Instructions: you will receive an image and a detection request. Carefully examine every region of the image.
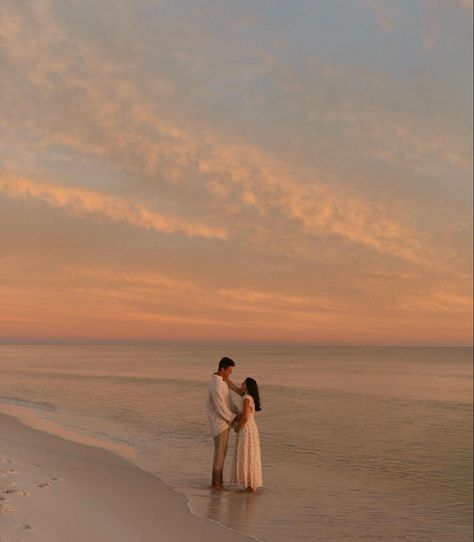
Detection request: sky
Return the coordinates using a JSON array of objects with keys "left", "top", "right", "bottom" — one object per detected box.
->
[{"left": 1, "top": 0, "right": 472, "bottom": 346}]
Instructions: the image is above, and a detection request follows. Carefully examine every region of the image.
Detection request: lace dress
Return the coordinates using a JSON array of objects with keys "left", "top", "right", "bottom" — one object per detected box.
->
[{"left": 231, "top": 394, "right": 263, "bottom": 489}]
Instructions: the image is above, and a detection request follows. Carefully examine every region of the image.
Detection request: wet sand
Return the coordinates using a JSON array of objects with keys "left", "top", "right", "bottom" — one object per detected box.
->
[{"left": 0, "top": 411, "right": 254, "bottom": 542}]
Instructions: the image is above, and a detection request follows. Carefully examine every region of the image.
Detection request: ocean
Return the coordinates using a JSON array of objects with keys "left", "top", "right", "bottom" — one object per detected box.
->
[{"left": 0, "top": 345, "right": 472, "bottom": 541}]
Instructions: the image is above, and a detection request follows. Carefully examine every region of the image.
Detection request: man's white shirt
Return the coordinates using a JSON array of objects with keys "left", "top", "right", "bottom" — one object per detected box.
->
[{"left": 207, "top": 374, "right": 240, "bottom": 437}]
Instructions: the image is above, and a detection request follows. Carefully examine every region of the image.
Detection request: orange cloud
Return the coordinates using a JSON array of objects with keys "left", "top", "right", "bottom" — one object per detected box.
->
[
  {"left": 0, "top": 173, "right": 227, "bottom": 240},
  {"left": 0, "top": 0, "right": 471, "bottom": 345},
  {"left": 0, "top": 1, "right": 438, "bottom": 266}
]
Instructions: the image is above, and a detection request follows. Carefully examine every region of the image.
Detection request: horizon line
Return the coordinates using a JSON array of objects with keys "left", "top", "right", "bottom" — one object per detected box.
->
[{"left": 0, "top": 340, "right": 472, "bottom": 349}]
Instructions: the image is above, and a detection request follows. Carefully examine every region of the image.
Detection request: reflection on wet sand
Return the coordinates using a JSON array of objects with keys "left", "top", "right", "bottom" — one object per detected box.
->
[{"left": 205, "top": 487, "right": 261, "bottom": 535}]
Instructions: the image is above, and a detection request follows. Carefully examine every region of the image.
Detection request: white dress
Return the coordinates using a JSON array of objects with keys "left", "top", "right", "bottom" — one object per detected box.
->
[{"left": 231, "top": 394, "right": 263, "bottom": 489}]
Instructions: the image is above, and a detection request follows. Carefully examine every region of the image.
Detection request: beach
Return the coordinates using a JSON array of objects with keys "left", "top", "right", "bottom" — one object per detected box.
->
[
  {"left": 1, "top": 0, "right": 472, "bottom": 539},
  {"left": 0, "top": 409, "right": 254, "bottom": 542},
  {"left": 0, "top": 345, "right": 472, "bottom": 541}
]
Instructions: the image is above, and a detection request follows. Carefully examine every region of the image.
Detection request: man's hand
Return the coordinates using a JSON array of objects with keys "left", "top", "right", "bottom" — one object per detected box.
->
[
  {"left": 230, "top": 414, "right": 242, "bottom": 429},
  {"left": 233, "top": 414, "right": 245, "bottom": 433}
]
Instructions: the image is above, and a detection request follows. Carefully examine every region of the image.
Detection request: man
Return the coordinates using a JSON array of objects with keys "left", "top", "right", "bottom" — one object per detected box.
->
[{"left": 207, "top": 356, "right": 241, "bottom": 490}]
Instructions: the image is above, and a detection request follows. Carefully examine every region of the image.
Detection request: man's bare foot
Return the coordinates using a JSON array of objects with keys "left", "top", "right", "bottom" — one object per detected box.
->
[{"left": 212, "top": 485, "right": 228, "bottom": 491}]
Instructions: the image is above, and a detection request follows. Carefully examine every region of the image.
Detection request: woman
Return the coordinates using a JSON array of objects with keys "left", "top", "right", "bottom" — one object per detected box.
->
[{"left": 228, "top": 377, "right": 263, "bottom": 492}]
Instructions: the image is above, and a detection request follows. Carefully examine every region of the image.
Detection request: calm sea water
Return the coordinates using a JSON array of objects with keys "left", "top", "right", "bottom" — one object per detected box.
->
[{"left": 0, "top": 345, "right": 472, "bottom": 542}]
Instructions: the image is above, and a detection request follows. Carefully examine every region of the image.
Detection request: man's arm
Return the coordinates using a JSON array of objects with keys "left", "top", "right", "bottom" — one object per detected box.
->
[
  {"left": 211, "top": 382, "right": 235, "bottom": 423},
  {"left": 226, "top": 379, "right": 243, "bottom": 415},
  {"left": 225, "top": 378, "right": 242, "bottom": 396},
  {"left": 228, "top": 392, "right": 242, "bottom": 416}
]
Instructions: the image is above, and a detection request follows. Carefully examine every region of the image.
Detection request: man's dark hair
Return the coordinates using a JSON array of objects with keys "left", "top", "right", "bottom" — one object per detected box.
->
[{"left": 218, "top": 357, "right": 235, "bottom": 370}]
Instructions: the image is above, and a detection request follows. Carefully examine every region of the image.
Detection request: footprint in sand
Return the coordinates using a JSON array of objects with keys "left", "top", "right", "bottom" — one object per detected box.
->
[
  {"left": 51, "top": 476, "right": 64, "bottom": 482},
  {"left": 2, "top": 489, "right": 17, "bottom": 494},
  {"left": 36, "top": 481, "right": 52, "bottom": 488},
  {"left": 0, "top": 502, "right": 17, "bottom": 514},
  {"left": 21, "top": 523, "right": 32, "bottom": 530},
  {"left": 14, "top": 490, "right": 31, "bottom": 497},
  {"left": 0, "top": 458, "right": 13, "bottom": 464},
  {"left": 0, "top": 469, "right": 19, "bottom": 477}
]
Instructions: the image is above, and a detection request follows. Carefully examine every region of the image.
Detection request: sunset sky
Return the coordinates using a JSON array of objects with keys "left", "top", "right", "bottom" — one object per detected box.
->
[{"left": 1, "top": 0, "right": 472, "bottom": 346}]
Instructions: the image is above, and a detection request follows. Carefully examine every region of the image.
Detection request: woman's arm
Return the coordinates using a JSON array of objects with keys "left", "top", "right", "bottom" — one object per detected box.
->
[{"left": 234, "top": 398, "right": 251, "bottom": 432}]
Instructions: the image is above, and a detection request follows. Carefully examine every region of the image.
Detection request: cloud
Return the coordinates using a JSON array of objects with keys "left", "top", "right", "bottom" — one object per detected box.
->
[
  {"left": 1, "top": 262, "right": 471, "bottom": 345},
  {"left": 359, "top": 0, "right": 395, "bottom": 33},
  {"left": 0, "top": 173, "right": 227, "bottom": 240},
  {"left": 360, "top": 0, "right": 473, "bottom": 51},
  {"left": 197, "top": 143, "right": 432, "bottom": 266},
  {"left": 400, "top": 290, "right": 473, "bottom": 313},
  {"left": 1, "top": 0, "right": 469, "bottom": 273},
  {"left": 421, "top": 0, "right": 473, "bottom": 51},
  {"left": 457, "top": 0, "right": 473, "bottom": 9},
  {"left": 0, "top": 0, "right": 471, "bottom": 344}
]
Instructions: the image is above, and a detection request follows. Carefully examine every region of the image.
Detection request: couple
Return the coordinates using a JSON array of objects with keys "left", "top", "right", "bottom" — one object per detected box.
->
[{"left": 207, "top": 357, "right": 263, "bottom": 492}]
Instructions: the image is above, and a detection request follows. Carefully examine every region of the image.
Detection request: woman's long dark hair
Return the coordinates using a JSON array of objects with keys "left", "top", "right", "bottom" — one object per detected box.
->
[{"left": 244, "top": 377, "right": 261, "bottom": 411}]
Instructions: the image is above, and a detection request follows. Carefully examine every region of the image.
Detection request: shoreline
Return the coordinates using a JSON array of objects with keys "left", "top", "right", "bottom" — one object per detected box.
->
[{"left": 0, "top": 405, "right": 257, "bottom": 542}]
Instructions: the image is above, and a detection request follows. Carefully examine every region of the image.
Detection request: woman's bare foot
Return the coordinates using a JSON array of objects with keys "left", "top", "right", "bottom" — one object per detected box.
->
[{"left": 246, "top": 486, "right": 256, "bottom": 492}]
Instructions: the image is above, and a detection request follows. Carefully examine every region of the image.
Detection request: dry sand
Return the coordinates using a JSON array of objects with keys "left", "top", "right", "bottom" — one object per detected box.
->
[{"left": 0, "top": 410, "right": 255, "bottom": 542}]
